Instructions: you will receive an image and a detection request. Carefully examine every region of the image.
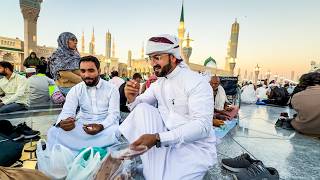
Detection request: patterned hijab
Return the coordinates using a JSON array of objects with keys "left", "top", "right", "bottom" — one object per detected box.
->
[{"left": 48, "top": 32, "right": 81, "bottom": 80}]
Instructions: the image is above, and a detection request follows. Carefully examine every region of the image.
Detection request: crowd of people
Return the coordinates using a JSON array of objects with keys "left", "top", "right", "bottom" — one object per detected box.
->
[
  {"left": 239, "top": 73, "right": 320, "bottom": 137},
  {"left": 0, "top": 31, "right": 319, "bottom": 179}
]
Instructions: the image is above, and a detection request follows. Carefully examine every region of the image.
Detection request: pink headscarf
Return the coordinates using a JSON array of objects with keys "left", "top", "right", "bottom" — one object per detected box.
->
[{"left": 146, "top": 75, "right": 157, "bottom": 88}]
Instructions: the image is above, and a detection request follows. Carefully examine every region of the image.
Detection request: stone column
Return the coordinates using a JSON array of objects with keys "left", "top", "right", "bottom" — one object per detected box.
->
[{"left": 20, "top": 0, "right": 42, "bottom": 59}]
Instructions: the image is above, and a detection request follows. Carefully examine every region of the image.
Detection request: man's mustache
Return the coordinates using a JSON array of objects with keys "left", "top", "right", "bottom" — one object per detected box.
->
[
  {"left": 153, "top": 64, "right": 161, "bottom": 71},
  {"left": 84, "top": 78, "right": 94, "bottom": 81}
]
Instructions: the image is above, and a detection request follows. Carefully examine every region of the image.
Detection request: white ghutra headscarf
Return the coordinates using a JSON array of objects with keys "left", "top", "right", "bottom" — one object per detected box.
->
[{"left": 146, "top": 34, "right": 189, "bottom": 69}]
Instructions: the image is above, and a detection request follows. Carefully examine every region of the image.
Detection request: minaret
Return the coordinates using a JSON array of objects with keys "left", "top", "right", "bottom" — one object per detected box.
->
[
  {"left": 128, "top": 50, "right": 132, "bottom": 67},
  {"left": 105, "top": 30, "right": 111, "bottom": 58},
  {"left": 225, "top": 19, "right": 240, "bottom": 73},
  {"left": 230, "top": 19, "right": 240, "bottom": 59},
  {"left": 244, "top": 69, "right": 248, "bottom": 79},
  {"left": 141, "top": 42, "right": 144, "bottom": 59},
  {"left": 178, "top": 1, "right": 185, "bottom": 50},
  {"left": 112, "top": 38, "right": 115, "bottom": 58},
  {"left": 182, "top": 32, "right": 193, "bottom": 64},
  {"left": 291, "top": 71, "right": 295, "bottom": 81},
  {"left": 20, "top": 0, "right": 43, "bottom": 59},
  {"left": 89, "top": 28, "right": 95, "bottom": 55},
  {"left": 81, "top": 31, "right": 85, "bottom": 53}
]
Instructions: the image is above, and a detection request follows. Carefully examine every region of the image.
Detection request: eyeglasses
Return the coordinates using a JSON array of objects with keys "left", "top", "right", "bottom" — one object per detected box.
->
[
  {"left": 148, "top": 54, "right": 170, "bottom": 62},
  {"left": 70, "top": 37, "right": 78, "bottom": 42}
]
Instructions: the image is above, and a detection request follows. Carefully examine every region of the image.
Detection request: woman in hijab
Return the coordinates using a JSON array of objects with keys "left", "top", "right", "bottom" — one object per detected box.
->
[
  {"left": 48, "top": 32, "right": 82, "bottom": 95},
  {"left": 23, "top": 52, "right": 43, "bottom": 68}
]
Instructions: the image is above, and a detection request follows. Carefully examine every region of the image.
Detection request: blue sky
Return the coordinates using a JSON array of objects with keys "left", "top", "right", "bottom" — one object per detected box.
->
[{"left": 1, "top": 0, "right": 320, "bottom": 78}]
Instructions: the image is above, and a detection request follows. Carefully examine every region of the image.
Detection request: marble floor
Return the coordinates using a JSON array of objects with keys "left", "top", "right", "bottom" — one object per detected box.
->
[
  {"left": 3, "top": 104, "right": 320, "bottom": 180},
  {"left": 205, "top": 104, "right": 320, "bottom": 180}
]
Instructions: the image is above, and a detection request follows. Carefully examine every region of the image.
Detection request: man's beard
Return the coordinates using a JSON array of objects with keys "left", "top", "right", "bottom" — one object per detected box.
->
[
  {"left": 153, "top": 61, "right": 172, "bottom": 77},
  {"left": 83, "top": 76, "right": 99, "bottom": 87},
  {"left": 0, "top": 72, "right": 6, "bottom": 76}
]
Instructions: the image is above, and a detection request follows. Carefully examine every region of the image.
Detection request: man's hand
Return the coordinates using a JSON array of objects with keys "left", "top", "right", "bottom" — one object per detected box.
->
[
  {"left": 213, "top": 119, "right": 224, "bottom": 127},
  {"left": 225, "top": 105, "right": 234, "bottom": 112},
  {"left": 59, "top": 117, "right": 76, "bottom": 131},
  {"left": 83, "top": 123, "right": 104, "bottom": 135},
  {"left": 124, "top": 80, "right": 140, "bottom": 103},
  {"left": 131, "top": 134, "right": 157, "bottom": 150}
]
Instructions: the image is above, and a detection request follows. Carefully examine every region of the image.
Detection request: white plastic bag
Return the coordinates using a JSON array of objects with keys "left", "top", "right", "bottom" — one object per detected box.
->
[
  {"left": 66, "top": 147, "right": 103, "bottom": 180},
  {"left": 36, "top": 139, "right": 75, "bottom": 180}
]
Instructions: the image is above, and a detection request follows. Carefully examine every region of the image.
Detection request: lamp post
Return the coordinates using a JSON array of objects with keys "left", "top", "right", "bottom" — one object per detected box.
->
[
  {"left": 274, "top": 74, "right": 278, "bottom": 82},
  {"left": 266, "top": 70, "right": 271, "bottom": 84},
  {"left": 254, "top": 64, "right": 261, "bottom": 84}
]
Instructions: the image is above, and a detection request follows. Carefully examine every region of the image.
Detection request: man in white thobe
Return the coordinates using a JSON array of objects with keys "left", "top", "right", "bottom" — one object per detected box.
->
[
  {"left": 210, "top": 76, "right": 239, "bottom": 121},
  {"left": 47, "top": 56, "right": 120, "bottom": 153},
  {"left": 120, "top": 34, "right": 217, "bottom": 180}
]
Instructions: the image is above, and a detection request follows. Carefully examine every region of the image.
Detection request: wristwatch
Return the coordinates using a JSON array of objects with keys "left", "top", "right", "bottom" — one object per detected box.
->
[{"left": 155, "top": 133, "right": 161, "bottom": 148}]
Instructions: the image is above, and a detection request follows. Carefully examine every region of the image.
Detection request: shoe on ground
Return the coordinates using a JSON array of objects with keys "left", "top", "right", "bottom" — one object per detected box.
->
[
  {"left": 232, "top": 162, "right": 279, "bottom": 180},
  {"left": 8, "top": 131, "right": 24, "bottom": 141},
  {"left": 282, "top": 119, "right": 294, "bottom": 130},
  {"left": 15, "top": 122, "right": 40, "bottom": 139},
  {"left": 280, "top": 112, "right": 289, "bottom": 118},
  {"left": 221, "top": 153, "right": 261, "bottom": 172},
  {"left": 275, "top": 118, "right": 284, "bottom": 127}
]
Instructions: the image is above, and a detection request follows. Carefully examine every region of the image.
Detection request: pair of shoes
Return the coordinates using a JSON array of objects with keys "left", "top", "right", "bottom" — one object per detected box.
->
[
  {"left": 222, "top": 154, "right": 279, "bottom": 180},
  {"left": 222, "top": 153, "right": 261, "bottom": 172},
  {"left": 14, "top": 123, "right": 40, "bottom": 140},
  {"left": 275, "top": 112, "right": 289, "bottom": 127},
  {"left": 232, "top": 161, "right": 279, "bottom": 180},
  {"left": 275, "top": 118, "right": 294, "bottom": 130},
  {"left": 275, "top": 112, "right": 294, "bottom": 130}
]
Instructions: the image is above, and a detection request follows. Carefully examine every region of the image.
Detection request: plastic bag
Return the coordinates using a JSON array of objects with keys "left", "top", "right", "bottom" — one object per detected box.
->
[
  {"left": 36, "top": 139, "right": 75, "bottom": 180},
  {"left": 110, "top": 159, "right": 141, "bottom": 180},
  {"left": 66, "top": 147, "right": 105, "bottom": 180}
]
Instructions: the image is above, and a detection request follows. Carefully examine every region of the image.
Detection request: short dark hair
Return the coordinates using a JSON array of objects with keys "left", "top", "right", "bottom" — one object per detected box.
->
[
  {"left": 299, "top": 72, "right": 320, "bottom": 87},
  {"left": 0, "top": 61, "right": 14, "bottom": 72},
  {"left": 111, "top": 71, "right": 119, "bottom": 77},
  {"left": 132, "top": 73, "right": 142, "bottom": 80},
  {"left": 79, "top": 56, "right": 100, "bottom": 69}
]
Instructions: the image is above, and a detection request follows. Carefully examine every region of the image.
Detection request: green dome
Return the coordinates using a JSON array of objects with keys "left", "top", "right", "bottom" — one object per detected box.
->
[{"left": 204, "top": 57, "right": 217, "bottom": 67}]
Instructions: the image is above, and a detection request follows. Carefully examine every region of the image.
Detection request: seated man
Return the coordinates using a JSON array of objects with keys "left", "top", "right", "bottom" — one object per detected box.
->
[
  {"left": 291, "top": 72, "right": 320, "bottom": 137},
  {"left": 264, "top": 86, "right": 290, "bottom": 106},
  {"left": 26, "top": 68, "right": 56, "bottom": 106},
  {"left": 120, "top": 34, "right": 216, "bottom": 179},
  {"left": 0, "top": 61, "right": 29, "bottom": 113},
  {"left": 46, "top": 56, "right": 120, "bottom": 153},
  {"left": 210, "top": 76, "right": 239, "bottom": 121}
]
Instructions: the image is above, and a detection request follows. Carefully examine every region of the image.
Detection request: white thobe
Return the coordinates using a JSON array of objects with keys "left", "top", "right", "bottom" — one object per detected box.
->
[
  {"left": 241, "top": 84, "right": 257, "bottom": 104},
  {"left": 109, "top": 76, "right": 125, "bottom": 89},
  {"left": 214, "top": 85, "right": 228, "bottom": 111},
  {"left": 47, "top": 79, "right": 120, "bottom": 153},
  {"left": 256, "top": 87, "right": 268, "bottom": 100},
  {"left": 119, "top": 66, "right": 217, "bottom": 180}
]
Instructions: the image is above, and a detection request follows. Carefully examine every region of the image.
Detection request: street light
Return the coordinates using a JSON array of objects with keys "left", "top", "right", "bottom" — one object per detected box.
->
[
  {"left": 254, "top": 64, "right": 261, "bottom": 84},
  {"left": 266, "top": 70, "right": 271, "bottom": 84},
  {"left": 274, "top": 74, "right": 278, "bottom": 82}
]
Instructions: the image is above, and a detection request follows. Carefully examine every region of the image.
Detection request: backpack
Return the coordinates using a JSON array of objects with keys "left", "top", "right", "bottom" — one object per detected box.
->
[{"left": 0, "top": 120, "right": 24, "bottom": 166}]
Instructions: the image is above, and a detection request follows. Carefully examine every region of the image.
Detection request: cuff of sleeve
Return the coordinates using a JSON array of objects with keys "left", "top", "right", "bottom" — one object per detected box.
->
[
  {"left": 101, "top": 121, "right": 114, "bottom": 129},
  {"left": 159, "top": 131, "right": 179, "bottom": 147},
  {"left": 126, "top": 100, "right": 139, "bottom": 111},
  {"left": 1, "top": 100, "right": 9, "bottom": 105}
]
